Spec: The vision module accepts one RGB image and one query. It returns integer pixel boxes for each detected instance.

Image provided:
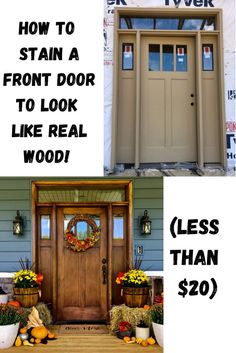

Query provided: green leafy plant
[0,304,26,326]
[150,304,164,325]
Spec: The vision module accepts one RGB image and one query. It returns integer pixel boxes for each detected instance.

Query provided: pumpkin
[47,331,56,339]
[19,327,27,334]
[143,304,150,310]
[31,326,48,339]
[8,300,21,308]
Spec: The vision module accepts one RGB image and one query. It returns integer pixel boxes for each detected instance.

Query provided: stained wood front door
[141,36,196,163]
[56,207,108,322]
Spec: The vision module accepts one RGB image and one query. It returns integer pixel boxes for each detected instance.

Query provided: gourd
[123,336,130,343]
[147,337,156,345]
[31,325,48,339]
[23,340,34,346]
[141,340,148,347]
[15,336,22,347]
[136,337,143,344]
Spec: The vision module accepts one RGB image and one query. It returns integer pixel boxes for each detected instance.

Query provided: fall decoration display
[12,258,43,307]
[64,214,101,252]
[14,307,57,347]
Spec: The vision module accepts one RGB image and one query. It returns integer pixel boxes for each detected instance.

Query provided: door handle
[190,93,194,98]
[191,102,194,106]
[102,264,107,284]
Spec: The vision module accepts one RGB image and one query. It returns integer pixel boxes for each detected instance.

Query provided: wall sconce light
[13,211,23,236]
[140,210,152,235]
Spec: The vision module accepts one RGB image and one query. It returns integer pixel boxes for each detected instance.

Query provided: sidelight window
[40,215,51,239]
[122,43,134,70]
[202,44,214,71]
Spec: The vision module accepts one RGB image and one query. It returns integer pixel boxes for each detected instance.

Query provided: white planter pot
[0,322,19,349]
[135,326,150,340]
[152,322,163,347]
[0,295,8,304]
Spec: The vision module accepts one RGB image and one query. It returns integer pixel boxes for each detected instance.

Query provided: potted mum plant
[0,304,26,349]
[13,258,43,308]
[116,269,150,308]
[150,304,163,347]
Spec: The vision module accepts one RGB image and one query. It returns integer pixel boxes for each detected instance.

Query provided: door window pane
[176,45,187,72]
[64,215,100,240]
[40,215,50,239]
[113,215,124,240]
[163,45,174,72]
[202,44,214,71]
[122,43,134,70]
[149,44,160,71]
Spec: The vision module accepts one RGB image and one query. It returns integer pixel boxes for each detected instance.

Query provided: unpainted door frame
[111,7,226,169]
[31,180,133,321]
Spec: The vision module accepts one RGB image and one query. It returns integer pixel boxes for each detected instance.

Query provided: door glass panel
[176,45,187,72]
[64,215,74,231]
[40,215,50,239]
[202,44,214,71]
[149,44,160,71]
[163,45,174,72]
[64,214,100,240]
[113,215,124,240]
[122,43,134,70]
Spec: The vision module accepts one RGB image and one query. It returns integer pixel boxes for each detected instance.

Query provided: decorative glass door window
[149,44,160,71]
[176,45,187,72]
[163,45,174,71]
[149,43,188,72]
[64,214,100,237]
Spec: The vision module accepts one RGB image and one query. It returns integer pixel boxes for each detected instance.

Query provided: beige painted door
[57,207,108,322]
[141,36,196,163]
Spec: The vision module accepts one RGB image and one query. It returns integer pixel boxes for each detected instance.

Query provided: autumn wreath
[64,214,101,252]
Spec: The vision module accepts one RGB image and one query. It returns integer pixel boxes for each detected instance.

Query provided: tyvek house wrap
[104,0,236,170]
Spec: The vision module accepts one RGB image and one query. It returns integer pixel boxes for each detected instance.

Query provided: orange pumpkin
[8,300,21,308]
[31,326,48,340]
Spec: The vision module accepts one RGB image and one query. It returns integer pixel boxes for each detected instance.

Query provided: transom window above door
[120,16,215,31]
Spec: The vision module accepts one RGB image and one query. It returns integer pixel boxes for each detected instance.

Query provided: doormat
[58,324,109,335]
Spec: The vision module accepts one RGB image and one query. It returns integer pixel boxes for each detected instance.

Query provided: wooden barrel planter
[13,287,39,308]
[122,287,149,308]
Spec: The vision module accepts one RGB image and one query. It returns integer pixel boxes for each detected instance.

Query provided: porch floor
[4,334,163,352]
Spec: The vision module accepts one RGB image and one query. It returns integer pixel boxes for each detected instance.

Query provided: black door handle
[102,264,107,284]
[191,102,194,106]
